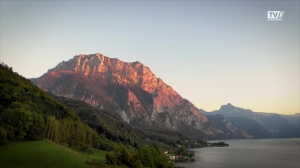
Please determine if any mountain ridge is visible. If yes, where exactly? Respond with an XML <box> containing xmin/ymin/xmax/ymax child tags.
<box><xmin>202</xmin><ymin>103</ymin><xmax>300</xmax><ymax>138</ymax></box>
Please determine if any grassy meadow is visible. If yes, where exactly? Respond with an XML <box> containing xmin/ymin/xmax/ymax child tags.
<box><xmin>0</xmin><ymin>140</ymin><xmax>106</xmax><ymax>168</ymax></box>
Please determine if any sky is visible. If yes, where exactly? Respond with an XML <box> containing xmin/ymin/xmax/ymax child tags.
<box><xmin>0</xmin><ymin>1</ymin><xmax>299</xmax><ymax>114</ymax></box>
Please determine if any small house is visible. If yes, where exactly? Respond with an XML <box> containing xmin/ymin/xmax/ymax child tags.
<box><xmin>168</xmin><ymin>155</ymin><xmax>175</xmax><ymax>160</ymax></box>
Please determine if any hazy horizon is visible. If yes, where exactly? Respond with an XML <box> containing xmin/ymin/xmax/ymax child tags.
<box><xmin>1</xmin><ymin>1</ymin><xmax>299</xmax><ymax>114</ymax></box>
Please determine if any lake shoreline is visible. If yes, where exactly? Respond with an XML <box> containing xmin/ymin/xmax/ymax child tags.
<box><xmin>176</xmin><ymin>138</ymin><xmax>300</xmax><ymax>168</ymax></box>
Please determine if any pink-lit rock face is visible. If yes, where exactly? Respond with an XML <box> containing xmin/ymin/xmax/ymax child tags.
<box><xmin>34</xmin><ymin>53</ymin><xmax>215</xmax><ymax>136</ymax></box>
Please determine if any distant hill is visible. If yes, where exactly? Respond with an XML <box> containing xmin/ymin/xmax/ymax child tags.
<box><xmin>282</xmin><ymin>113</ymin><xmax>300</xmax><ymax>130</ymax></box>
<box><xmin>203</xmin><ymin>103</ymin><xmax>264</xmax><ymax>124</ymax></box>
<box><xmin>202</xmin><ymin>103</ymin><xmax>300</xmax><ymax>138</ymax></box>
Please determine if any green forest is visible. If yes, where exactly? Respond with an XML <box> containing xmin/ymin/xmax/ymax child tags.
<box><xmin>0</xmin><ymin>63</ymin><xmax>99</xmax><ymax>146</ymax></box>
<box><xmin>1</xmin><ymin>63</ymin><xmax>203</xmax><ymax>168</ymax></box>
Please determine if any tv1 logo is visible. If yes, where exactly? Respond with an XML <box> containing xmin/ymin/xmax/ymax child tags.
<box><xmin>268</xmin><ymin>11</ymin><xmax>284</xmax><ymax>21</ymax></box>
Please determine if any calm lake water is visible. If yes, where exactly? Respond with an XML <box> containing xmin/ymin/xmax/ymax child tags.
<box><xmin>176</xmin><ymin>138</ymin><xmax>300</xmax><ymax>168</ymax></box>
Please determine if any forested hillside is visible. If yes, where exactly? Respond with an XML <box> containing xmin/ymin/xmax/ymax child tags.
<box><xmin>53</xmin><ymin>95</ymin><xmax>191</xmax><ymax>150</ymax></box>
<box><xmin>0</xmin><ymin>63</ymin><xmax>98</xmax><ymax>145</ymax></box>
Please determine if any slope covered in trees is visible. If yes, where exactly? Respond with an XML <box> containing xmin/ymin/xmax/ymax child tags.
<box><xmin>0</xmin><ymin>63</ymin><xmax>99</xmax><ymax>146</ymax></box>
<box><xmin>53</xmin><ymin>95</ymin><xmax>191</xmax><ymax>150</ymax></box>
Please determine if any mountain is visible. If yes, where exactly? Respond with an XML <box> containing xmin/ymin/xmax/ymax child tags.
<box><xmin>0</xmin><ymin>62</ymin><xmax>199</xmax><ymax>168</ymax></box>
<box><xmin>31</xmin><ymin>53</ymin><xmax>222</xmax><ymax>139</ymax></box>
<box><xmin>202</xmin><ymin>103</ymin><xmax>264</xmax><ymax>124</ymax></box>
<box><xmin>226</xmin><ymin>117</ymin><xmax>271</xmax><ymax>138</ymax></box>
<box><xmin>255</xmin><ymin>111</ymin><xmax>300</xmax><ymax>128</ymax></box>
<box><xmin>0</xmin><ymin>62</ymin><xmax>182</xmax><ymax>148</ymax></box>
<box><xmin>205</xmin><ymin>114</ymin><xmax>253</xmax><ymax>139</ymax></box>
<box><xmin>282</xmin><ymin>113</ymin><xmax>300</xmax><ymax>130</ymax></box>
<box><xmin>203</xmin><ymin>103</ymin><xmax>300</xmax><ymax>138</ymax></box>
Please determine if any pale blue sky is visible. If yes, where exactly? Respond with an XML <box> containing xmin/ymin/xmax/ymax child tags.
<box><xmin>0</xmin><ymin>1</ymin><xmax>299</xmax><ymax>114</ymax></box>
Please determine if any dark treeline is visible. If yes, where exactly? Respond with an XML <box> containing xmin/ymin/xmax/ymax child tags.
<box><xmin>105</xmin><ymin>144</ymin><xmax>172</xmax><ymax>168</ymax></box>
<box><xmin>209</xmin><ymin>141</ymin><xmax>229</xmax><ymax>147</ymax></box>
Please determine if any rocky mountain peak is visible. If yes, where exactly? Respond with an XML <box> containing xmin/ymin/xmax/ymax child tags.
<box><xmin>220</xmin><ymin>103</ymin><xmax>235</xmax><ymax>110</ymax></box>
<box><xmin>32</xmin><ymin>53</ymin><xmax>217</xmax><ymax>138</ymax></box>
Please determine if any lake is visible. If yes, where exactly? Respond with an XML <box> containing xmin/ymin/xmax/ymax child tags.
<box><xmin>176</xmin><ymin>138</ymin><xmax>300</xmax><ymax>168</ymax></box>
